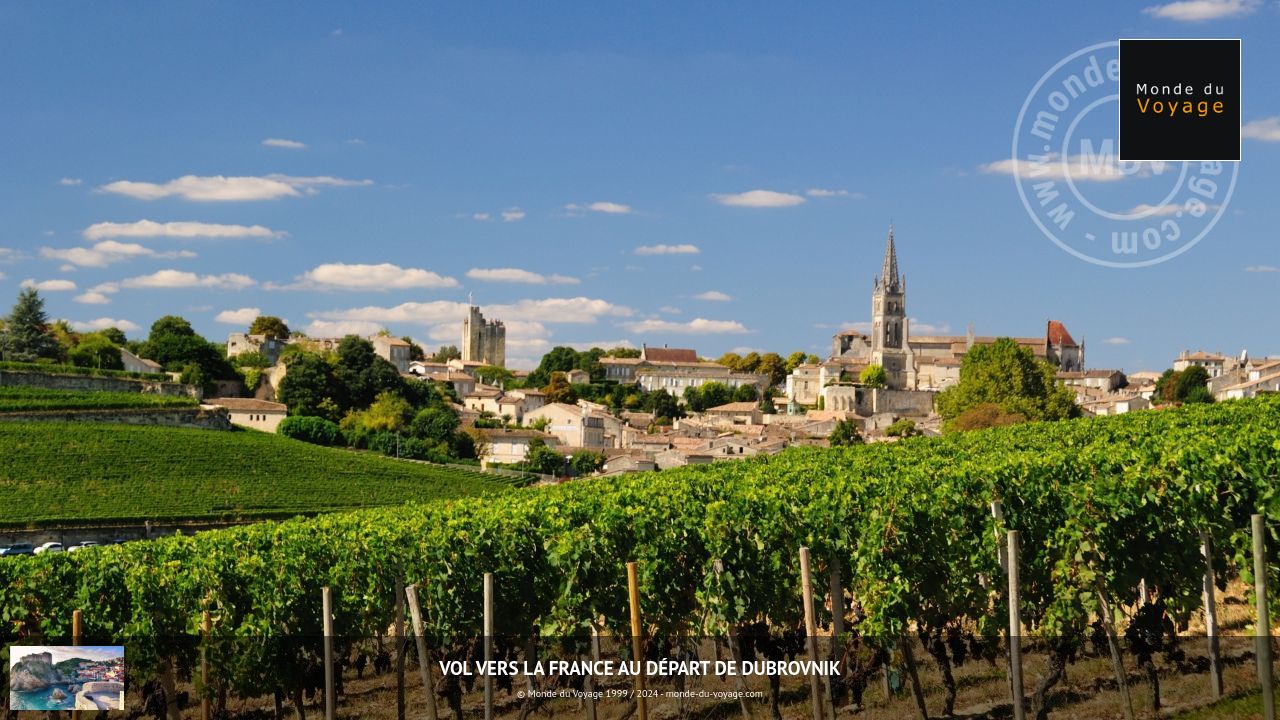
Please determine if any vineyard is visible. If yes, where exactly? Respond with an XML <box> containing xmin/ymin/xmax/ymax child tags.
<box><xmin>0</xmin><ymin>423</ymin><xmax>512</xmax><ymax>527</ymax></box>
<box><xmin>0</xmin><ymin>386</ymin><xmax>199</xmax><ymax>412</ymax></box>
<box><xmin>0</xmin><ymin>359</ymin><xmax>168</xmax><ymax>380</ymax></box>
<box><xmin>2</xmin><ymin>397</ymin><xmax>1280</xmax><ymax>719</ymax></box>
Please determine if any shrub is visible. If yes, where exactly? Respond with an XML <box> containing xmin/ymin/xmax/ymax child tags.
<box><xmin>278</xmin><ymin>416</ymin><xmax>345</xmax><ymax>447</ymax></box>
<box><xmin>885</xmin><ymin>418</ymin><xmax>920</xmax><ymax>437</ymax></box>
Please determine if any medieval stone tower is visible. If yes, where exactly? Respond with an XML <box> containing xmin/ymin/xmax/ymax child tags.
<box><xmin>869</xmin><ymin>225</ymin><xmax>915</xmax><ymax>390</ymax></box>
<box><xmin>461</xmin><ymin>303</ymin><xmax>506</xmax><ymax>367</ymax></box>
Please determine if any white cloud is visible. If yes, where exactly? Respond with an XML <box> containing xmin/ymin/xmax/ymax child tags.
<box><xmin>806</xmin><ymin>188</ymin><xmax>864</xmax><ymax>199</ymax></box>
<box><xmin>566</xmin><ymin>339</ymin><xmax>635</xmax><ymax>351</ymax></box>
<box><xmin>0</xmin><ymin>271</ymin><xmax>5</xmax><ymax>280</ymax></box>
<box><xmin>635</xmin><ymin>244</ymin><xmax>700</xmax><ymax>256</ymax></box>
<box><xmin>1143</xmin><ymin>0</ymin><xmax>1259</xmax><ymax>21</ymax></box>
<box><xmin>980</xmin><ymin>154</ymin><xmax>1171</xmax><ymax>183</ymax></box>
<box><xmin>1245</xmin><ymin>265</ymin><xmax>1279</xmax><ymax>273</ymax></box>
<box><xmin>41</xmin><ymin>241</ymin><xmax>197</xmax><ymax>268</ymax></box>
<box><xmin>84</xmin><ymin>220</ymin><xmax>282</xmax><ymax>241</ymax></box>
<box><xmin>98</xmin><ymin>174</ymin><xmax>372</xmax><ymax>201</ymax></box>
<box><xmin>1127</xmin><ymin>202</ymin><xmax>1221</xmax><ymax>217</ymax></box>
<box><xmin>69</xmin><ymin>317</ymin><xmax>140</xmax><ymax>332</ymax></box>
<box><xmin>310</xmin><ymin>297</ymin><xmax>632</xmax><ymax>327</ymax></box>
<box><xmin>466</xmin><ymin>268</ymin><xmax>579</xmax><ymax>285</ymax></box>
<box><xmin>303</xmin><ymin>319</ymin><xmax>385</xmax><ymax>337</ymax></box>
<box><xmin>694</xmin><ymin>290</ymin><xmax>733</xmax><ymax>302</ymax></box>
<box><xmin>658</xmin><ymin>306</ymin><xmax>681</xmax><ymax>315</ymax></box>
<box><xmin>0</xmin><ymin>247</ymin><xmax>24</xmax><ymax>263</ymax></box>
<box><xmin>620</xmin><ymin>318</ymin><xmax>749</xmax><ymax>335</ymax></box>
<box><xmin>122</xmin><ymin>270</ymin><xmax>255</xmax><ymax>290</ymax></box>
<box><xmin>589</xmin><ymin>201</ymin><xmax>632</xmax><ymax>214</ymax></box>
<box><xmin>20</xmin><ymin>278</ymin><xmax>77</xmax><ymax>292</ymax></box>
<box><xmin>1242</xmin><ymin>117</ymin><xmax>1280</xmax><ymax>142</ymax></box>
<box><xmin>279</xmin><ymin>263</ymin><xmax>459</xmax><ymax>291</ymax></box>
<box><xmin>501</xmin><ymin>207</ymin><xmax>526</xmax><ymax>222</ymax></box>
<box><xmin>215</xmin><ymin>307</ymin><xmax>263</xmax><ymax>325</ymax></box>
<box><xmin>1103</xmin><ymin>337</ymin><xmax>1132</xmax><ymax>345</ymax></box>
<box><xmin>472</xmin><ymin>212</ymin><xmax>492</xmax><ymax>221</ymax></box>
<box><xmin>262</xmin><ymin>138</ymin><xmax>307</xmax><ymax>149</ymax></box>
<box><xmin>59</xmin><ymin>177</ymin><xmax>82</xmax><ymax>186</ymax></box>
<box><xmin>73</xmin><ymin>291</ymin><xmax>111</xmax><ymax>305</ymax></box>
<box><xmin>711</xmin><ymin>189</ymin><xmax>806</xmax><ymax>208</ymax></box>
<box><xmin>345</xmin><ymin>138</ymin><xmax>366</xmax><ymax>145</ymax></box>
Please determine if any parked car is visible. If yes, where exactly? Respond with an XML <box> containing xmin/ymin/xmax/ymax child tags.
<box><xmin>34</xmin><ymin>542</ymin><xmax>64</xmax><ymax>554</ymax></box>
<box><xmin>68</xmin><ymin>541</ymin><xmax>100</xmax><ymax>552</ymax></box>
<box><xmin>0</xmin><ymin>542</ymin><xmax>35</xmax><ymax>556</ymax></box>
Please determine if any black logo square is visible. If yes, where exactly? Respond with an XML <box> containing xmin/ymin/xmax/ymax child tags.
<box><xmin>1119</xmin><ymin>39</ymin><xmax>1240</xmax><ymax>161</ymax></box>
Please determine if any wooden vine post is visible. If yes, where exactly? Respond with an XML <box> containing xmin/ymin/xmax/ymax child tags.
<box><xmin>713</xmin><ymin>559</ymin><xmax>754</xmax><ymax>720</ymax></box>
<box><xmin>826</xmin><ymin>557</ymin><xmax>842</xmax><ymax>719</ymax></box>
<box><xmin>1201</xmin><ymin>531</ymin><xmax>1222</xmax><ymax>699</ymax></box>
<box><xmin>323</xmin><ymin>586</ymin><xmax>335</xmax><ymax>720</ymax></box>
<box><xmin>395</xmin><ymin>579</ymin><xmax>407</xmax><ymax>720</ymax></box>
<box><xmin>72</xmin><ymin>609</ymin><xmax>82</xmax><ymax>720</ymax></box>
<box><xmin>798</xmin><ymin>547</ymin><xmax>825</xmax><ymax>720</ymax></box>
<box><xmin>1094</xmin><ymin>581</ymin><xmax>1135</xmax><ymax>720</ymax></box>
<box><xmin>484</xmin><ymin>572</ymin><xmax>495</xmax><ymax>720</ymax></box>
<box><xmin>1006</xmin><ymin>530</ymin><xmax>1025</xmax><ymax>720</ymax></box>
<box><xmin>201</xmin><ymin>609</ymin><xmax>212</xmax><ymax>720</ymax></box>
<box><xmin>1254</xmin><ymin>514</ymin><xmax>1275</xmax><ymax>720</ymax></box>
<box><xmin>404</xmin><ymin>584</ymin><xmax>440</xmax><ymax>720</ymax></box>
<box><xmin>626</xmin><ymin>561</ymin><xmax>649</xmax><ymax>720</ymax></box>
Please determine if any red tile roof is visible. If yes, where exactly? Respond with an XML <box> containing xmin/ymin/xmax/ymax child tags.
<box><xmin>641</xmin><ymin>346</ymin><xmax>699</xmax><ymax>363</ymax></box>
<box><xmin>1047</xmin><ymin>320</ymin><xmax>1076</xmax><ymax>347</ymax></box>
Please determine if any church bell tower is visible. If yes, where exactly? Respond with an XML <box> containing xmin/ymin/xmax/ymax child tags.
<box><xmin>869</xmin><ymin>225</ymin><xmax>913</xmax><ymax>389</ymax></box>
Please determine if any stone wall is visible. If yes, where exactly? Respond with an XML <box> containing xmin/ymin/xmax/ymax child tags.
<box><xmin>0</xmin><ymin>369</ymin><xmax>200</xmax><ymax>398</ymax></box>
<box><xmin>0</xmin><ymin>405</ymin><xmax>231</xmax><ymax>430</ymax></box>
<box><xmin>869</xmin><ymin>388</ymin><xmax>936</xmax><ymax>416</ymax></box>
<box><xmin>0</xmin><ymin>517</ymin><xmax>262</xmax><ymax>547</ymax></box>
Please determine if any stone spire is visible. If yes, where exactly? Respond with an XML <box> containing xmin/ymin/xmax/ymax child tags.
<box><xmin>877</xmin><ymin>224</ymin><xmax>901</xmax><ymax>292</ymax></box>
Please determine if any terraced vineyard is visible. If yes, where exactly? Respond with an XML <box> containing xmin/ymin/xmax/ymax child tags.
<box><xmin>0</xmin><ymin>386</ymin><xmax>198</xmax><ymax>412</ymax></box>
<box><xmin>0</xmin><ymin>422</ymin><xmax>512</xmax><ymax>527</ymax></box>
<box><xmin>5</xmin><ymin>398</ymin><xmax>1280</xmax><ymax>719</ymax></box>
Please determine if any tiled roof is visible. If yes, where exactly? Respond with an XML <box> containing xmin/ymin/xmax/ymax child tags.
<box><xmin>208</xmin><ymin>397</ymin><xmax>287</xmax><ymax>412</ymax></box>
<box><xmin>1046</xmin><ymin>320</ymin><xmax>1077</xmax><ymax>347</ymax></box>
<box><xmin>641</xmin><ymin>346</ymin><xmax>699</xmax><ymax>363</ymax></box>
<box><xmin>706</xmin><ymin>402</ymin><xmax>760</xmax><ymax>413</ymax></box>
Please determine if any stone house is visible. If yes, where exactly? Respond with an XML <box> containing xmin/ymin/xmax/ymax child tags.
<box><xmin>372</xmin><ymin>336</ymin><xmax>412</xmax><ymax>373</ymax></box>
<box><xmin>119</xmin><ymin>348</ymin><xmax>163</xmax><ymax>375</ymax></box>
<box><xmin>478</xmin><ymin>428</ymin><xmax>558</xmax><ymax>466</ymax></box>
<box><xmin>208</xmin><ymin>397</ymin><xmax>288</xmax><ymax>432</ymax></box>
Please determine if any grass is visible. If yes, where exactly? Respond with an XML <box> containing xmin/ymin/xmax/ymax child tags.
<box><xmin>1170</xmin><ymin>690</ymin><xmax>1263</xmax><ymax>719</ymax></box>
<box><xmin>0</xmin><ymin>386</ymin><xmax>198</xmax><ymax>412</ymax></box>
<box><xmin>0</xmin><ymin>422</ymin><xmax>512</xmax><ymax>527</ymax></box>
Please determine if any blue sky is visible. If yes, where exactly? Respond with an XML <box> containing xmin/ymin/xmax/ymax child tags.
<box><xmin>0</xmin><ymin>2</ymin><xmax>1276</xmax><ymax>370</ymax></box>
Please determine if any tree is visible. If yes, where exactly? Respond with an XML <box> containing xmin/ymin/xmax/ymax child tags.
<box><xmin>785</xmin><ymin>351</ymin><xmax>808</xmax><ymax>374</ymax></box>
<box><xmin>248</xmin><ymin>315</ymin><xmax>290</xmax><ymax>339</ymax></box>
<box><xmin>860</xmin><ymin>364</ymin><xmax>887</xmax><ymax>389</ymax></box>
<box><xmin>732</xmin><ymin>384</ymin><xmax>758</xmax><ymax>402</ymax></box>
<box><xmin>141</xmin><ymin>315</ymin><xmax>236</xmax><ymax>388</ymax></box>
<box><xmin>524</xmin><ymin>438</ymin><xmax>565</xmax><ymax>476</ymax></box>
<box><xmin>335</xmin><ymin>335</ymin><xmax>404</xmax><ymax>408</ymax></box>
<box><xmin>935</xmin><ymin>338</ymin><xmax>1079</xmax><ymax>431</ymax></box>
<box><xmin>410</xmin><ymin>406</ymin><xmax>460</xmax><ymax>443</ymax></box>
<box><xmin>1175</xmin><ymin>365</ymin><xmax>1213</xmax><ymax>403</ymax></box>
<box><xmin>757</xmin><ymin>352</ymin><xmax>787</xmax><ymax>386</ymax></box>
<box><xmin>278</xmin><ymin>352</ymin><xmax>344</xmax><ymax>420</ymax></box>
<box><xmin>68</xmin><ymin>332</ymin><xmax>124</xmax><ymax>370</ymax></box>
<box><xmin>475</xmin><ymin>365</ymin><xmax>515</xmax><ymax>387</ymax></box>
<box><xmin>428</xmin><ymin>345</ymin><xmax>461</xmax><ymax>363</ymax></box>
<box><xmin>885</xmin><ymin>418</ymin><xmax>920</xmax><ymax>438</ymax></box>
<box><xmin>684</xmin><ymin>382</ymin><xmax>732</xmax><ymax>412</ymax></box>
<box><xmin>354</xmin><ymin>391</ymin><xmax>415</xmax><ymax>432</ymax></box>
<box><xmin>527</xmin><ymin>346</ymin><xmax>579</xmax><ymax>387</ymax></box>
<box><xmin>401</xmin><ymin>336</ymin><xmax>425</xmax><ymax>362</ymax></box>
<box><xmin>278</xmin><ymin>416</ymin><xmax>345</xmax><ymax>446</ymax></box>
<box><xmin>99</xmin><ymin>327</ymin><xmax>128</xmax><ymax>346</ymax></box>
<box><xmin>828</xmin><ymin>418</ymin><xmax>864</xmax><ymax>446</ymax></box>
<box><xmin>759</xmin><ymin>387</ymin><xmax>777</xmax><ymax>414</ymax></box>
<box><xmin>0</xmin><ymin>289</ymin><xmax>60</xmax><ymax>362</ymax></box>
<box><xmin>570</xmin><ymin>450</ymin><xmax>606</xmax><ymax>476</ymax></box>
<box><xmin>646</xmin><ymin>390</ymin><xmax>685</xmax><ymax>422</ymax></box>
<box><xmin>543</xmin><ymin>372</ymin><xmax>578</xmax><ymax>404</ymax></box>
<box><xmin>948</xmin><ymin>403</ymin><xmax>1027</xmax><ymax>432</ymax></box>
<box><xmin>49</xmin><ymin>320</ymin><xmax>78</xmax><ymax>361</ymax></box>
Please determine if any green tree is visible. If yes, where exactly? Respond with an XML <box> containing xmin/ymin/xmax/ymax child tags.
<box><xmin>828</xmin><ymin>418</ymin><xmax>864</xmax><ymax>446</ymax></box>
<box><xmin>524</xmin><ymin>438</ymin><xmax>564</xmax><ymax>475</ymax></box>
<box><xmin>732</xmin><ymin>384</ymin><xmax>759</xmax><ymax>402</ymax></box>
<box><xmin>410</xmin><ymin>406</ymin><xmax>460</xmax><ymax>443</ymax></box>
<box><xmin>570</xmin><ymin>450</ymin><xmax>606</xmax><ymax>476</ymax></box>
<box><xmin>475</xmin><ymin>365</ymin><xmax>515</xmax><ymax>386</ymax></box>
<box><xmin>885</xmin><ymin>418</ymin><xmax>920</xmax><ymax>437</ymax></box>
<box><xmin>248</xmin><ymin>315</ymin><xmax>290</xmax><ymax>339</ymax></box>
<box><xmin>230</xmin><ymin>350</ymin><xmax>270</xmax><ymax>369</ymax></box>
<box><xmin>935</xmin><ymin>338</ymin><xmax>1079</xmax><ymax>431</ymax></box>
<box><xmin>99</xmin><ymin>327</ymin><xmax>128</xmax><ymax>346</ymax></box>
<box><xmin>354</xmin><ymin>391</ymin><xmax>415</xmax><ymax>432</ymax></box>
<box><xmin>757</xmin><ymin>352</ymin><xmax>787</xmax><ymax>386</ymax></box>
<box><xmin>67</xmin><ymin>332</ymin><xmax>124</xmax><ymax>370</ymax></box>
<box><xmin>646</xmin><ymin>389</ymin><xmax>685</xmax><ymax>422</ymax></box>
<box><xmin>1174</xmin><ymin>365</ymin><xmax>1213</xmax><ymax>403</ymax></box>
<box><xmin>528</xmin><ymin>346</ymin><xmax>579</xmax><ymax>387</ymax></box>
<box><xmin>142</xmin><ymin>315</ymin><xmax>236</xmax><ymax>388</ymax></box>
<box><xmin>860</xmin><ymin>364</ymin><xmax>887</xmax><ymax>389</ymax></box>
<box><xmin>0</xmin><ymin>288</ymin><xmax>60</xmax><ymax>361</ymax></box>
<box><xmin>785</xmin><ymin>351</ymin><xmax>808</xmax><ymax>374</ymax></box>
<box><xmin>949</xmin><ymin>403</ymin><xmax>1027</xmax><ymax>431</ymax></box>
<box><xmin>401</xmin><ymin>336</ymin><xmax>425</xmax><ymax>362</ymax></box>
<box><xmin>684</xmin><ymin>381</ymin><xmax>732</xmax><ymax>412</ymax></box>
<box><xmin>428</xmin><ymin>345</ymin><xmax>461</xmax><ymax>363</ymax></box>
<box><xmin>278</xmin><ymin>352</ymin><xmax>344</xmax><ymax>420</ymax></box>
<box><xmin>543</xmin><ymin>371</ymin><xmax>578</xmax><ymax>404</ymax></box>
<box><xmin>335</xmin><ymin>335</ymin><xmax>404</xmax><ymax>408</ymax></box>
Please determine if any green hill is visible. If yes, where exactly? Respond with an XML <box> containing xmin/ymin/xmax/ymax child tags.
<box><xmin>0</xmin><ymin>422</ymin><xmax>512</xmax><ymax>527</ymax></box>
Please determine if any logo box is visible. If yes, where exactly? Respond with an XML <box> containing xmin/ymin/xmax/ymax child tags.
<box><xmin>1119</xmin><ymin>39</ymin><xmax>1241</xmax><ymax>162</ymax></box>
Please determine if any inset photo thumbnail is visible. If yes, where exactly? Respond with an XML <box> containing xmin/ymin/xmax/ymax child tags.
<box><xmin>8</xmin><ymin>645</ymin><xmax>125</xmax><ymax>711</ymax></box>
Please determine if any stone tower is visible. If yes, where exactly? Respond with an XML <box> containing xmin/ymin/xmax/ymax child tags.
<box><xmin>461</xmin><ymin>304</ymin><xmax>506</xmax><ymax>367</ymax></box>
<box><xmin>869</xmin><ymin>225</ymin><xmax>914</xmax><ymax>390</ymax></box>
